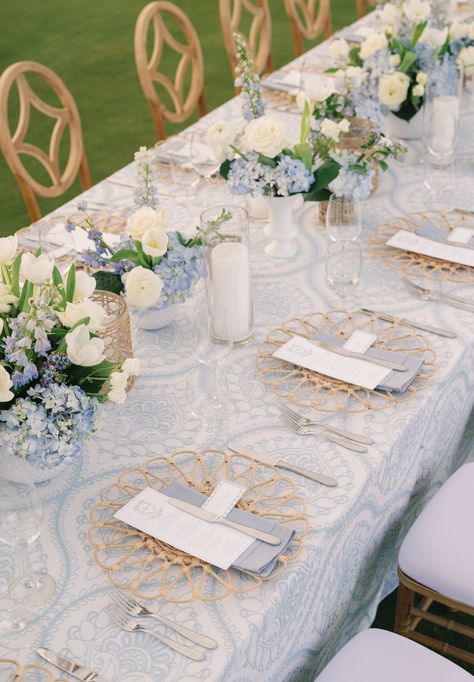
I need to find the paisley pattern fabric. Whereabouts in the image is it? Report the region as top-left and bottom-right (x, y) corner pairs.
(1, 14), (473, 682)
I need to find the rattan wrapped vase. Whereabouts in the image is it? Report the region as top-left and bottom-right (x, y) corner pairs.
(91, 290), (134, 387)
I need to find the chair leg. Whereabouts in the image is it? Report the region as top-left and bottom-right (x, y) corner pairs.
(395, 581), (415, 635)
(356, 0), (365, 18)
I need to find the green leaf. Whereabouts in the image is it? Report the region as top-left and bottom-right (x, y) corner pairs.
(257, 153), (277, 167)
(410, 20), (427, 49)
(220, 159), (231, 180)
(313, 160), (341, 193)
(65, 263), (76, 302)
(392, 39), (406, 59)
(10, 253), (22, 298)
(109, 248), (141, 265)
(324, 67), (340, 73)
(379, 160), (388, 172)
(294, 142), (313, 172)
(349, 47), (363, 67)
(134, 240), (152, 269)
(92, 271), (124, 295)
(399, 50), (417, 73)
(18, 281), (33, 312)
(350, 163), (368, 175)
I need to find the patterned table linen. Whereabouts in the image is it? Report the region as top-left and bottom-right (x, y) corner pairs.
(2, 15), (474, 682)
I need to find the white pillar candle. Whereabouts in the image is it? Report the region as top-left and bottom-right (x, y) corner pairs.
(430, 96), (459, 155)
(210, 241), (251, 342)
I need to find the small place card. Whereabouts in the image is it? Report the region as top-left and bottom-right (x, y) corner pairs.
(114, 487), (253, 570)
(203, 480), (246, 517)
(273, 335), (391, 391)
(447, 227), (474, 245)
(386, 229), (474, 268)
(343, 330), (377, 354)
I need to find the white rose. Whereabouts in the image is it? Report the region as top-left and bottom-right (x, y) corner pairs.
(124, 266), (163, 308)
(403, 0), (431, 24)
(0, 365), (14, 403)
(20, 252), (53, 285)
(320, 118), (343, 142)
(420, 26), (448, 48)
(206, 121), (237, 161)
(413, 84), (425, 97)
(329, 39), (349, 62)
(122, 357), (140, 376)
(450, 21), (468, 41)
(0, 235), (18, 264)
(416, 71), (427, 85)
(378, 71), (410, 110)
(126, 207), (168, 240)
(73, 271), (96, 302)
(389, 54), (401, 67)
(303, 75), (336, 102)
(360, 33), (388, 60)
(380, 3), (402, 25)
(108, 387), (127, 404)
(459, 46), (474, 75)
(57, 299), (106, 332)
(66, 324), (106, 367)
(141, 227), (168, 258)
(242, 115), (288, 158)
(345, 66), (365, 86)
(468, 23), (474, 41)
(0, 283), (18, 313)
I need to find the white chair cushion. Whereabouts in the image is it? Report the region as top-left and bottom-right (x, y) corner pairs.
(399, 462), (474, 607)
(315, 629), (473, 681)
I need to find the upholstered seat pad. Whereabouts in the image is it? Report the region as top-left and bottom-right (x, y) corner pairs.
(315, 629), (473, 681)
(399, 463), (474, 607)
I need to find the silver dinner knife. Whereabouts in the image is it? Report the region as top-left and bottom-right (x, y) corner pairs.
(168, 499), (282, 545)
(308, 338), (408, 372)
(37, 648), (108, 682)
(359, 308), (457, 339)
(228, 443), (338, 488)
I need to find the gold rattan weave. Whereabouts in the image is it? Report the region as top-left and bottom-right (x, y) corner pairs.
(91, 290), (134, 389)
(0, 659), (68, 681)
(88, 449), (307, 603)
(256, 310), (435, 413)
(369, 209), (474, 283)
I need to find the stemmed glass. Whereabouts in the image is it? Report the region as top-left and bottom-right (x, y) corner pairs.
(326, 195), (362, 242)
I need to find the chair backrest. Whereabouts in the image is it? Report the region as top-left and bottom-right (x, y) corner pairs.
(134, 1), (207, 140)
(284, 0), (332, 57)
(356, 0), (377, 18)
(219, 0), (272, 78)
(0, 60), (91, 223)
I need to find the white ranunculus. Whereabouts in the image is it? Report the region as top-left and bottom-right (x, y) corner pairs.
(378, 72), (410, 110)
(450, 21), (468, 41)
(304, 75), (336, 102)
(416, 71), (427, 85)
(20, 252), (54, 285)
(468, 23), (474, 41)
(109, 370), (129, 391)
(124, 266), (163, 308)
(126, 207), (168, 241)
(360, 33), (388, 60)
(338, 119), (350, 134)
(122, 357), (140, 376)
(403, 0), (431, 24)
(420, 26), (448, 48)
(389, 54), (401, 67)
(108, 386), (127, 404)
(57, 299), (106, 332)
(459, 46), (474, 75)
(412, 84), (425, 97)
(320, 118), (348, 142)
(0, 283), (18, 314)
(0, 235), (18, 264)
(380, 3), (402, 25)
(66, 324), (106, 367)
(141, 227), (168, 258)
(329, 38), (349, 62)
(242, 115), (288, 158)
(74, 271), (96, 302)
(206, 121), (237, 161)
(0, 365), (14, 403)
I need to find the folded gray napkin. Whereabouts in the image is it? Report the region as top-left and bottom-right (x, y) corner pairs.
(416, 223), (474, 245)
(313, 331), (425, 393)
(162, 481), (296, 576)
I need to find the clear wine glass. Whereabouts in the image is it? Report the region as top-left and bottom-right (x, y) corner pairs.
(326, 195), (362, 242)
(0, 477), (56, 610)
(326, 240), (362, 301)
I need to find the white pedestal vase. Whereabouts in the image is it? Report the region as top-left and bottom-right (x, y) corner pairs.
(245, 195), (268, 221)
(384, 107), (424, 140)
(263, 195), (299, 258)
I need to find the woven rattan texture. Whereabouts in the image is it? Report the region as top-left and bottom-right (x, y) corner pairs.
(0, 659), (68, 681)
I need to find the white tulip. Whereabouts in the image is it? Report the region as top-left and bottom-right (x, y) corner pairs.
(20, 252), (54, 285)
(378, 72), (410, 110)
(329, 39), (349, 62)
(360, 33), (388, 60)
(242, 115), (288, 158)
(450, 21), (468, 41)
(141, 227), (168, 258)
(380, 3), (402, 25)
(403, 0), (431, 24)
(0, 365), (14, 403)
(0, 283), (18, 314)
(124, 266), (163, 308)
(74, 271), (96, 302)
(459, 46), (474, 75)
(57, 299), (106, 332)
(320, 118), (349, 142)
(0, 235), (18, 264)
(389, 54), (401, 67)
(122, 357), (140, 376)
(420, 26), (448, 48)
(468, 23), (474, 41)
(303, 75), (336, 102)
(126, 206), (168, 241)
(108, 386), (127, 404)
(206, 121), (237, 161)
(66, 324), (106, 367)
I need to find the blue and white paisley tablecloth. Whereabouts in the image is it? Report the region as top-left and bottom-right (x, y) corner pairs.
(2, 13), (474, 682)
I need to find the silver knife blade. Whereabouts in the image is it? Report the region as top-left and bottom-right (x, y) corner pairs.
(308, 338), (408, 372)
(228, 443), (338, 487)
(359, 308), (457, 339)
(37, 648), (108, 682)
(168, 498), (282, 545)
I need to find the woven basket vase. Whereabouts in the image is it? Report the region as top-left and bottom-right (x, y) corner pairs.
(91, 290), (134, 389)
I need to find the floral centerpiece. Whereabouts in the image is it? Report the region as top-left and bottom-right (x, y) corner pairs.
(0, 236), (139, 479)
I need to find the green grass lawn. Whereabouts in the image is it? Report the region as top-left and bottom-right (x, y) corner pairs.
(0, 0), (357, 236)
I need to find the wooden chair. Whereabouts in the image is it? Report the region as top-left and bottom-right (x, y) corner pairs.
(0, 61), (91, 224)
(134, 1), (207, 141)
(219, 0), (272, 78)
(284, 0), (332, 57)
(395, 463), (474, 666)
(356, 0), (377, 19)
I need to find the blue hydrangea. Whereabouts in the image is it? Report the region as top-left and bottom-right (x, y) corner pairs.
(328, 152), (375, 201)
(152, 232), (206, 308)
(429, 54), (459, 97)
(227, 151), (313, 197)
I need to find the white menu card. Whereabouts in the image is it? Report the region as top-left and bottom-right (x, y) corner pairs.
(386, 230), (474, 268)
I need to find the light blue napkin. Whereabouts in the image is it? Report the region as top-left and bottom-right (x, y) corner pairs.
(313, 331), (425, 393)
(162, 481), (296, 576)
(416, 223), (474, 245)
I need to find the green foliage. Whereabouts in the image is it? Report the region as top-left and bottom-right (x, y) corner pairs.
(92, 271), (124, 295)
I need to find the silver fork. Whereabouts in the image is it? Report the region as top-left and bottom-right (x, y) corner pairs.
(403, 278), (474, 312)
(279, 403), (373, 445)
(279, 413), (368, 453)
(110, 592), (217, 649)
(106, 604), (205, 661)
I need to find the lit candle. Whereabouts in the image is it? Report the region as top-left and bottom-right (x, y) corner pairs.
(430, 96), (459, 155)
(210, 241), (251, 342)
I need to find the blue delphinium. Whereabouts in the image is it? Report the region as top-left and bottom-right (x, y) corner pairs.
(234, 33), (265, 121)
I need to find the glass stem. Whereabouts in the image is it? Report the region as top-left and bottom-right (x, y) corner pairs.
(14, 542), (37, 593)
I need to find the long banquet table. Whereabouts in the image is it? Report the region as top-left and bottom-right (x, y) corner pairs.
(2, 12), (474, 682)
